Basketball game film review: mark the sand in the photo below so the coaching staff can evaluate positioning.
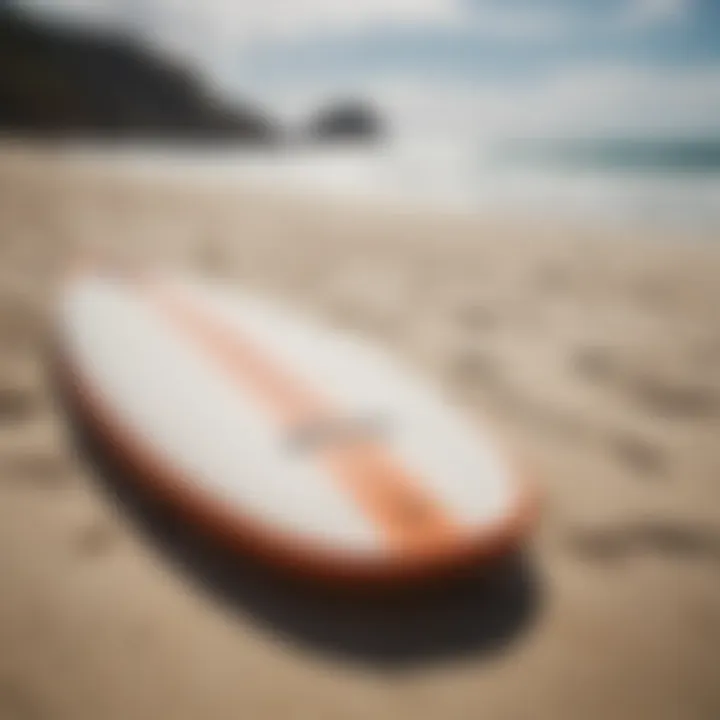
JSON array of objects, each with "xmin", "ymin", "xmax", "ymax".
[{"xmin": 1, "ymin": 145, "xmax": 719, "ymax": 720}]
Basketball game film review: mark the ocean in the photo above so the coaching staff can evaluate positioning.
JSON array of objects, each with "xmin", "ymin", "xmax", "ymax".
[{"xmin": 60, "ymin": 135, "xmax": 720, "ymax": 234}]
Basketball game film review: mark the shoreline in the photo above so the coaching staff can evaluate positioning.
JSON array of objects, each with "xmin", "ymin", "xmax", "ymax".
[{"xmin": 3, "ymin": 139, "xmax": 718, "ymax": 243}]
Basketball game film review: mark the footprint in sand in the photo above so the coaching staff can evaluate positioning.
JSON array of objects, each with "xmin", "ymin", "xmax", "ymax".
[
  {"xmin": 573, "ymin": 346, "xmax": 616, "ymax": 383},
  {"xmin": 74, "ymin": 521, "xmax": 117, "ymax": 559},
  {"xmin": 630, "ymin": 378, "xmax": 719, "ymax": 420},
  {"xmin": 454, "ymin": 302, "xmax": 497, "ymax": 332},
  {"xmin": 451, "ymin": 349, "xmax": 499, "ymax": 387},
  {"xmin": 565, "ymin": 521, "xmax": 720, "ymax": 564},
  {"xmin": 194, "ymin": 238, "xmax": 230, "ymax": 275},
  {"xmin": 573, "ymin": 346, "xmax": 719, "ymax": 420},
  {"xmin": 609, "ymin": 432, "xmax": 666, "ymax": 478},
  {"xmin": 0, "ymin": 451, "xmax": 71, "ymax": 489},
  {"xmin": 0, "ymin": 385, "xmax": 39, "ymax": 425},
  {"xmin": 0, "ymin": 680, "xmax": 40, "ymax": 720}
]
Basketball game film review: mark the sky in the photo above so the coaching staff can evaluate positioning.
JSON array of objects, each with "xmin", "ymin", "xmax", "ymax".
[{"xmin": 16, "ymin": 0, "xmax": 720, "ymax": 138}]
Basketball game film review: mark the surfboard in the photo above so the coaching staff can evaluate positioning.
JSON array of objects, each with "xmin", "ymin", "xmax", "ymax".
[{"xmin": 56, "ymin": 269, "xmax": 538, "ymax": 585}]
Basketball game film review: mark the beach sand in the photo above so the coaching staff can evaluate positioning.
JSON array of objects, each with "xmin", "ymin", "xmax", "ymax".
[{"xmin": 1, "ymin": 146, "xmax": 719, "ymax": 720}]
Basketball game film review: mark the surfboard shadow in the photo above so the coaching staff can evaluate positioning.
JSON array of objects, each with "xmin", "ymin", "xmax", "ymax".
[{"xmin": 57, "ymin": 376, "xmax": 542, "ymax": 668}]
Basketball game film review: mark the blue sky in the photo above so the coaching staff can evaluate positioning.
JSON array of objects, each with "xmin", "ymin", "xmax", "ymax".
[{"xmin": 18, "ymin": 0, "xmax": 720, "ymax": 136}]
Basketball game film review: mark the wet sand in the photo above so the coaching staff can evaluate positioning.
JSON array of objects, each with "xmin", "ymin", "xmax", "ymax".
[{"xmin": 1, "ymin": 146, "xmax": 720, "ymax": 720}]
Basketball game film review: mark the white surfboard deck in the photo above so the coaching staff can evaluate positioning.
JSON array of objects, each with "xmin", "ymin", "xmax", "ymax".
[{"xmin": 57, "ymin": 270, "xmax": 536, "ymax": 582}]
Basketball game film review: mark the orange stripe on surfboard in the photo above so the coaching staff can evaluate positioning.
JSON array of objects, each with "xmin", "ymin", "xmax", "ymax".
[{"xmin": 144, "ymin": 282, "xmax": 460, "ymax": 553}]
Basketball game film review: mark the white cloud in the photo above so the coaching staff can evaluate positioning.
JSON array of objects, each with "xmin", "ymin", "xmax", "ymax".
[
  {"xmin": 19, "ymin": 0, "xmax": 589, "ymax": 60},
  {"xmin": 125, "ymin": 0, "xmax": 467, "ymax": 45},
  {"xmin": 619, "ymin": 0, "xmax": 691, "ymax": 29},
  {"xmin": 20, "ymin": 0, "xmax": 694, "ymax": 56}
]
